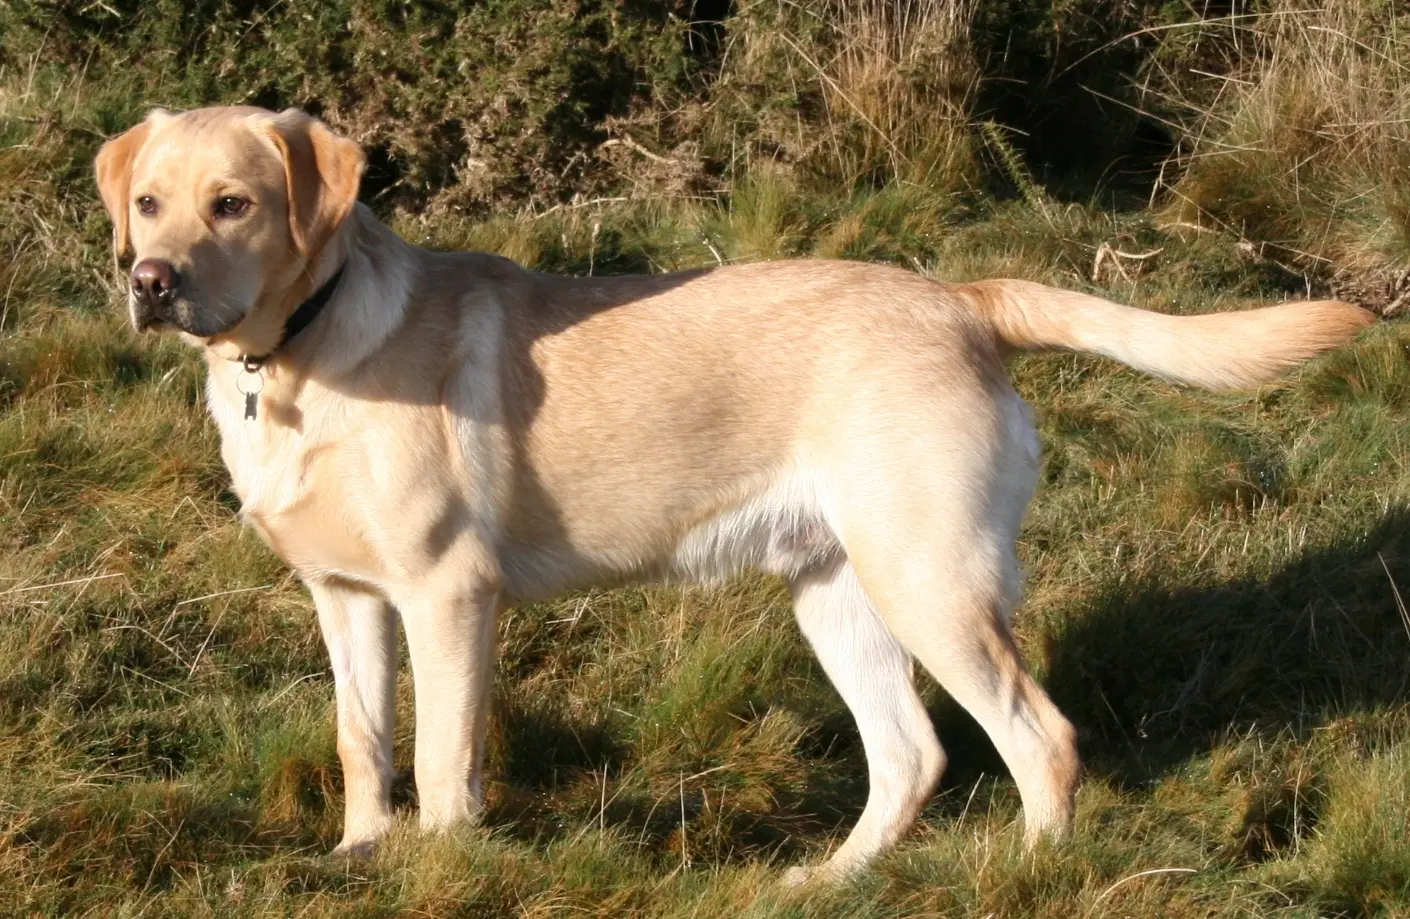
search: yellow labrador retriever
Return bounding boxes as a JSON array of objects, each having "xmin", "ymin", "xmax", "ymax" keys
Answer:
[{"xmin": 94, "ymin": 105, "xmax": 1372, "ymax": 883}]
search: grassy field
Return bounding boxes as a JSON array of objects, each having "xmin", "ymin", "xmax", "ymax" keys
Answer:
[{"xmin": 3, "ymin": 1, "xmax": 1410, "ymax": 916}]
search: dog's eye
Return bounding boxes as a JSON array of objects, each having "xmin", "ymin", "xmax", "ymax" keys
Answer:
[
  {"xmin": 136, "ymin": 196, "xmax": 158, "ymax": 216},
  {"xmin": 214, "ymin": 196, "xmax": 249, "ymax": 218}
]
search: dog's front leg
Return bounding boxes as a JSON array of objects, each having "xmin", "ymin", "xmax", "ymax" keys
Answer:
[
  {"xmin": 391, "ymin": 551, "xmax": 501, "ymax": 831},
  {"xmin": 308, "ymin": 579, "xmax": 398, "ymax": 855}
]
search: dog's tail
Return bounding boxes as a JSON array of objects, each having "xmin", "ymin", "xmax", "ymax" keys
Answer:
[{"xmin": 962, "ymin": 279, "xmax": 1375, "ymax": 389}]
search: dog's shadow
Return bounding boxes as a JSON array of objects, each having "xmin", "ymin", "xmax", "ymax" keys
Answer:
[
  {"xmin": 1038, "ymin": 506, "xmax": 1410, "ymax": 784},
  {"xmin": 929, "ymin": 506, "xmax": 1410, "ymax": 824},
  {"xmin": 487, "ymin": 506, "xmax": 1410, "ymax": 861}
]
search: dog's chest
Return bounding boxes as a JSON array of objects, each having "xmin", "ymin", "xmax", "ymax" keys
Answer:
[{"xmin": 219, "ymin": 413, "xmax": 385, "ymax": 584}]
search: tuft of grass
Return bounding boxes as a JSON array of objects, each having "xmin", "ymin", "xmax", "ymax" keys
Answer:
[
  {"xmin": 1153, "ymin": 1, "xmax": 1410, "ymax": 305},
  {"xmin": 1258, "ymin": 741, "xmax": 1410, "ymax": 914}
]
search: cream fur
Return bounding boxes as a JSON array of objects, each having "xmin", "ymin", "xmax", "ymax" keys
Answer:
[{"xmin": 93, "ymin": 105, "xmax": 1375, "ymax": 884}]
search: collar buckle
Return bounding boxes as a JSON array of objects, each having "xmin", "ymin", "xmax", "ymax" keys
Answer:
[{"xmin": 227, "ymin": 265, "xmax": 344, "ymax": 422}]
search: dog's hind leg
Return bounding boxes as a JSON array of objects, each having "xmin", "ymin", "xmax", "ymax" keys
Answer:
[
  {"xmin": 783, "ymin": 561, "xmax": 945, "ymax": 886},
  {"xmin": 871, "ymin": 555, "xmax": 1080, "ymax": 845},
  {"xmin": 833, "ymin": 393, "xmax": 1081, "ymax": 850}
]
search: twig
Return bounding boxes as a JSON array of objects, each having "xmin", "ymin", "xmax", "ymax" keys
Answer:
[
  {"xmin": 171, "ymin": 584, "xmax": 273, "ymax": 610},
  {"xmin": 599, "ymin": 136, "xmax": 678, "ymax": 166},
  {"xmin": 103, "ymin": 623, "xmax": 189, "ymax": 669},
  {"xmin": 957, "ymin": 773, "xmax": 985, "ymax": 825},
  {"xmin": 121, "ymin": 665, "xmax": 191, "ymax": 698},
  {"xmin": 161, "ymin": 584, "xmax": 271, "ymax": 639},
  {"xmin": 1381, "ymin": 269, "xmax": 1410, "ymax": 317},
  {"xmin": 1158, "ymin": 220, "xmax": 1215, "ymax": 235},
  {"xmin": 0, "ymin": 573, "xmax": 122, "ymax": 596},
  {"xmin": 1060, "ymin": 9, "xmax": 1329, "ymax": 77},
  {"xmin": 1094, "ymin": 244, "xmax": 1164, "ymax": 283},
  {"xmin": 260, "ymin": 673, "xmax": 325, "ymax": 710},
  {"xmin": 1379, "ymin": 553, "xmax": 1410, "ymax": 643},
  {"xmin": 1092, "ymin": 868, "xmax": 1197, "ymax": 907},
  {"xmin": 187, "ymin": 600, "xmax": 237, "ymax": 678},
  {"xmin": 682, "ymin": 764, "xmax": 730, "ymax": 783},
  {"xmin": 679, "ymin": 771, "xmax": 690, "ymax": 870},
  {"xmin": 533, "ymin": 196, "xmax": 630, "ymax": 220}
]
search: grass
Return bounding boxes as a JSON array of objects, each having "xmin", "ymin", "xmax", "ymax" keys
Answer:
[
  {"xmin": 3, "ymin": 2, "xmax": 1410, "ymax": 916},
  {"xmin": 1149, "ymin": 0, "xmax": 1410, "ymax": 305}
]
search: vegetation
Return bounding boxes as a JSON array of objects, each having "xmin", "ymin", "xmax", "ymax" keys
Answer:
[{"xmin": 1, "ymin": 0, "xmax": 1408, "ymax": 915}]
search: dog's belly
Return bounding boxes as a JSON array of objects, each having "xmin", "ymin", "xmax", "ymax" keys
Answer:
[{"xmin": 497, "ymin": 471, "xmax": 843, "ymax": 600}]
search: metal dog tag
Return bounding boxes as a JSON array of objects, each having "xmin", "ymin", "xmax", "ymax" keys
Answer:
[{"xmin": 236, "ymin": 361, "xmax": 264, "ymax": 422}]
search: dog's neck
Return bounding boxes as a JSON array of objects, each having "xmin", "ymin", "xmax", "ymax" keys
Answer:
[{"xmin": 202, "ymin": 205, "xmax": 417, "ymax": 383}]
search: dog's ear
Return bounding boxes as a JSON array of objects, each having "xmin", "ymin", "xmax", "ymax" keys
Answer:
[
  {"xmin": 94, "ymin": 109, "xmax": 167, "ymax": 262},
  {"xmin": 263, "ymin": 109, "xmax": 366, "ymax": 258}
]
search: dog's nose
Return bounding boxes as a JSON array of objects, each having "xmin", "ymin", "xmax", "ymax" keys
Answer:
[{"xmin": 130, "ymin": 259, "xmax": 180, "ymax": 311}]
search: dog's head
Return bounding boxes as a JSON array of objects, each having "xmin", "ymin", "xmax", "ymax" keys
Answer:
[{"xmin": 94, "ymin": 106, "xmax": 364, "ymax": 345}]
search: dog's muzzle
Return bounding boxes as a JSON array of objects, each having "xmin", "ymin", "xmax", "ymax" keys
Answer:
[{"xmin": 130, "ymin": 258, "xmax": 181, "ymax": 330}]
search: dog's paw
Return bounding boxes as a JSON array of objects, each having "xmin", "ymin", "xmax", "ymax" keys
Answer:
[
  {"xmin": 330, "ymin": 838, "xmax": 381, "ymax": 860},
  {"xmin": 781, "ymin": 864, "xmax": 835, "ymax": 889},
  {"xmin": 780, "ymin": 858, "xmax": 868, "ymax": 890},
  {"xmin": 780, "ymin": 866, "xmax": 812, "ymax": 889}
]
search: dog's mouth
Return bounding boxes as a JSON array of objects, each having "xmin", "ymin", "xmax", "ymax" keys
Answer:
[{"xmin": 132, "ymin": 295, "xmax": 244, "ymax": 339}]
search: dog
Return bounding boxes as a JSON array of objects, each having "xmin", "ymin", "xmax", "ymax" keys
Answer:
[{"xmin": 93, "ymin": 105, "xmax": 1373, "ymax": 884}]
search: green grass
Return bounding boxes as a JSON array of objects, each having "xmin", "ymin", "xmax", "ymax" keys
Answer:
[{"xmin": 4, "ymin": 11, "xmax": 1410, "ymax": 916}]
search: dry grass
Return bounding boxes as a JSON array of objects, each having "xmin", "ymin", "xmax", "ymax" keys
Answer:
[
  {"xmin": 2, "ymin": 3, "xmax": 1410, "ymax": 916},
  {"xmin": 690, "ymin": 0, "xmax": 979, "ymax": 196},
  {"xmin": 1150, "ymin": 0, "xmax": 1410, "ymax": 306}
]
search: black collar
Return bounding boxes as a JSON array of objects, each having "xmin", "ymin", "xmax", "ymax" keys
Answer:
[{"xmin": 238, "ymin": 266, "xmax": 345, "ymax": 369}]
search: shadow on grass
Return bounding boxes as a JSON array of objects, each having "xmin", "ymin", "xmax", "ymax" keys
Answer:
[
  {"xmin": 916, "ymin": 505, "xmax": 1410, "ymax": 873},
  {"xmin": 485, "ymin": 507, "xmax": 1410, "ymax": 866},
  {"xmin": 1044, "ymin": 507, "xmax": 1410, "ymax": 784},
  {"xmin": 485, "ymin": 686, "xmax": 872, "ymax": 865}
]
